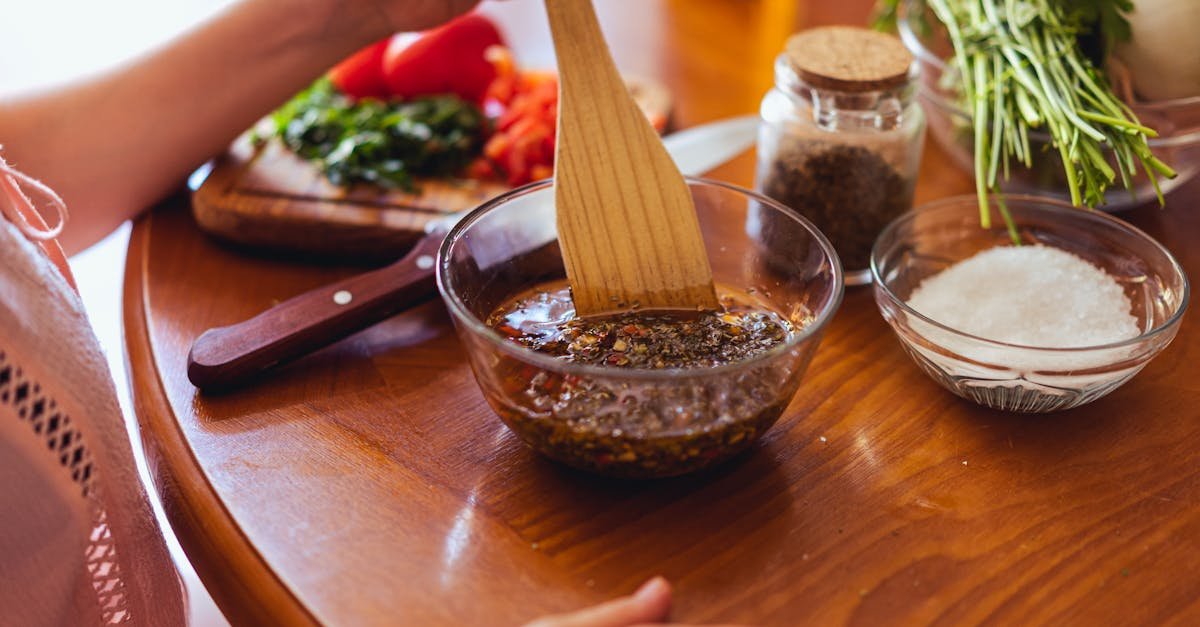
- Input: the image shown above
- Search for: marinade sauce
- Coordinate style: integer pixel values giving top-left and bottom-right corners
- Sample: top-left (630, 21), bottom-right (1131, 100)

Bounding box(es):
top-left (489, 284), bottom-right (793, 369)
top-left (482, 281), bottom-right (805, 477)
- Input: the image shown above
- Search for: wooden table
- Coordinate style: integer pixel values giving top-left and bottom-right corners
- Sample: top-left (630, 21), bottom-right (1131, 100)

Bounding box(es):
top-left (124, 1), bottom-right (1200, 624)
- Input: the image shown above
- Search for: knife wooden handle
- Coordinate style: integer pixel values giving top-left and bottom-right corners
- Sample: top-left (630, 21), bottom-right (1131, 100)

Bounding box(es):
top-left (187, 233), bottom-right (443, 390)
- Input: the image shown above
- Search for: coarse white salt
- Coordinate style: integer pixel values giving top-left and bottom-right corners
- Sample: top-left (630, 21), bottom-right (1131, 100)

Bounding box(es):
top-left (907, 245), bottom-right (1140, 348)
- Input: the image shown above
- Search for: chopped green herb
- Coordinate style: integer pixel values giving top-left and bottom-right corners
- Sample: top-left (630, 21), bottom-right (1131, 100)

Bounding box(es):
top-left (268, 79), bottom-right (489, 191)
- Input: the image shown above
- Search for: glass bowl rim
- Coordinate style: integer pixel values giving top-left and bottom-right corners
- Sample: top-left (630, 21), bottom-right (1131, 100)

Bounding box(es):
top-left (436, 176), bottom-right (845, 381)
top-left (869, 193), bottom-right (1191, 354)
top-left (896, 0), bottom-right (1200, 150)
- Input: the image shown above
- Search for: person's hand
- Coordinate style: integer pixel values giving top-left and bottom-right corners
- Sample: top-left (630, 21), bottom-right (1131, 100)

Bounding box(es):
top-left (523, 577), bottom-right (749, 627)
top-left (369, 0), bottom-right (486, 31)
top-left (524, 577), bottom-right (673, 627)
top-left (333, 0), bottom-right (486, 43)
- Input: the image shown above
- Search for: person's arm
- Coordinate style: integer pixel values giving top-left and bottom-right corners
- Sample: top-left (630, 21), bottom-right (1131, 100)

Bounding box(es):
top-left (0, 0), bottom-right (480, 253)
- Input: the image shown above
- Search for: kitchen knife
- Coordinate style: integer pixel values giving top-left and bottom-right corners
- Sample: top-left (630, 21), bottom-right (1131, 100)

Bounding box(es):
top-left (187, 115), bottom-right (759, 390)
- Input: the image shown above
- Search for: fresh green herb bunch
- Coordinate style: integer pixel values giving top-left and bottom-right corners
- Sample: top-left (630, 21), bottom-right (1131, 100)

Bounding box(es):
top-left (269, 79), bottom-right (489, 191)
top-left (876, 0), bottom-right (1175, 235)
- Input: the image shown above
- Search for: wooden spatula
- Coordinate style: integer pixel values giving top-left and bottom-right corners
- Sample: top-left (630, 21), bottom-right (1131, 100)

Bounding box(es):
top-left (546, 0), bottom-right (718, 316)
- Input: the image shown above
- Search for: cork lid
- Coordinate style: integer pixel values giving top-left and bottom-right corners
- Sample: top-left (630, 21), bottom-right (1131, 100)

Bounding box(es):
top-left (784, 26), bottom-right (914, 92)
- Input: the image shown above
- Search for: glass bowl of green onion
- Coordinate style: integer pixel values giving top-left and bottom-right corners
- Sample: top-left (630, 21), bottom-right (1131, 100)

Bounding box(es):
top-left (897, 0), bottom-right (1200, 210)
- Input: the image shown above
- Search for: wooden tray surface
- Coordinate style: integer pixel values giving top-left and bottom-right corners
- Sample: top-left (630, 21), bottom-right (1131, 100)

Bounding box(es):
top-left (125, 151), bottom-right (1200, 625)
top-left (126, 0), bottom-right (1200, 623)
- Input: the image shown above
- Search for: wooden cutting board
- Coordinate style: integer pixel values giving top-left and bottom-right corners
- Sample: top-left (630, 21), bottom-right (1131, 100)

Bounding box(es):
top-left (191, 134), bottom-right (510, 263)
top-left (192, 77), bottom-right (671, 263)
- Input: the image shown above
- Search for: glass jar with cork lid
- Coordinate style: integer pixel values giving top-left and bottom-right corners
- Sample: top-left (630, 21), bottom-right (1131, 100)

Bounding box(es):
top-left (756, 26), bottom-right (924, 285)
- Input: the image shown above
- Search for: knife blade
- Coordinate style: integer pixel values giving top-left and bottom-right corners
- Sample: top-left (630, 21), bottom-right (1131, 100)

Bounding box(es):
top-left (665, 114), bottom-right (759, 177)
top-left (187, 115), bottom-right (760, 390)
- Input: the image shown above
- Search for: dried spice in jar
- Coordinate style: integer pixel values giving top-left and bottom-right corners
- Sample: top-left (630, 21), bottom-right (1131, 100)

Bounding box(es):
top-left (756, 26), bottom-right (924, 284)
top-left (482, 282), bottom-right (808, 478)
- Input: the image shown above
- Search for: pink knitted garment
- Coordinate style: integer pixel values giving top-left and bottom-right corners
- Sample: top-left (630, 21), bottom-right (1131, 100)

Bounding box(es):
top-left (0, 164), bottom-right (186, 625)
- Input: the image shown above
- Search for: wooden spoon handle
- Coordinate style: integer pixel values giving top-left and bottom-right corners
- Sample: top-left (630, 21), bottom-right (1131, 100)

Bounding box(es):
top-left (546, 0), bottom-right (718, 316)
top-left (187, 233), bottom-right (442, 390)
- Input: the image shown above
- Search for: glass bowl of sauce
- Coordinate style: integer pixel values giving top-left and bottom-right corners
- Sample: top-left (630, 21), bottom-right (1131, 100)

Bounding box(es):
top-left (437, 178), bottom-right (843, 478)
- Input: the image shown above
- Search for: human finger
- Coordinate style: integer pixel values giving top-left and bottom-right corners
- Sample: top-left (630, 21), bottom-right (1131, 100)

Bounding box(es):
top-left (524, 576), bottom-right (673, 627)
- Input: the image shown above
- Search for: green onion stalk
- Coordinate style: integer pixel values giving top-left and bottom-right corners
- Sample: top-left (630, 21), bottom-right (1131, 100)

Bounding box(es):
top-left (879, 0), bottom-right (1176, 236)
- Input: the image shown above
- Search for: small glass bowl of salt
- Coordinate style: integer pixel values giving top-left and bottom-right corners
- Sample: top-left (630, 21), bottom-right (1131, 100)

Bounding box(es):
top-left (871, 195), bottom-right (1189, 412)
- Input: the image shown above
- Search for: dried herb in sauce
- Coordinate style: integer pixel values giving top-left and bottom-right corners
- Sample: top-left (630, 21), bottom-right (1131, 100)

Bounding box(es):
top-left (482, 284), bottom-right (805, 478)
top-left (491, 288), bottom-right (791, 369)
